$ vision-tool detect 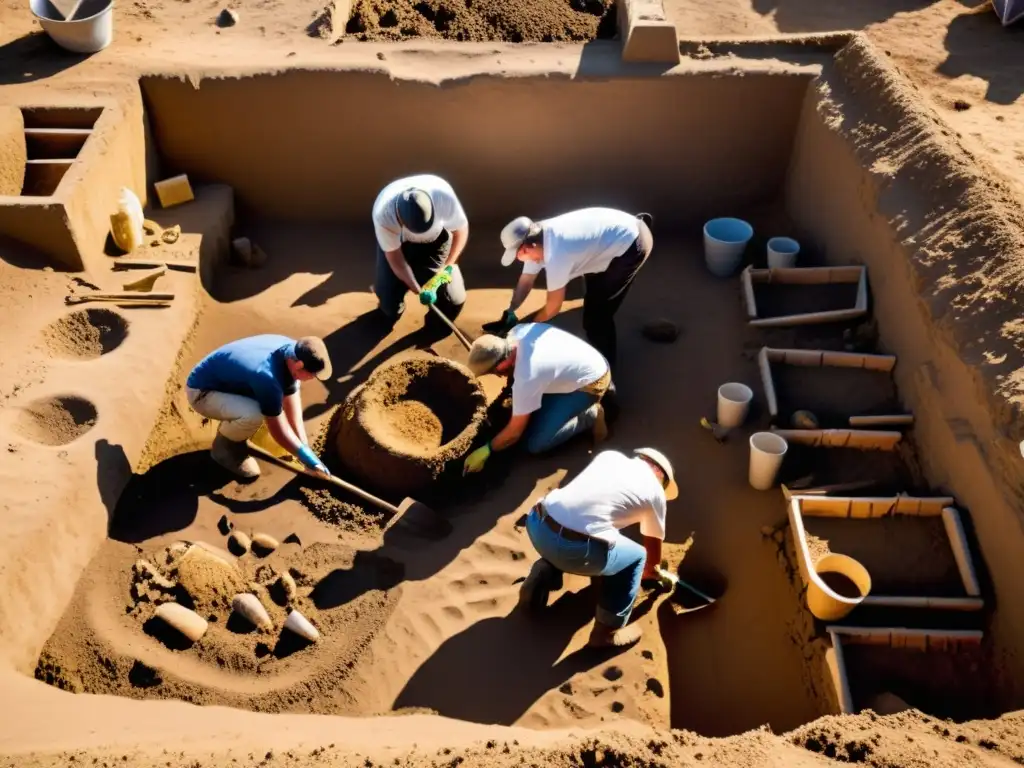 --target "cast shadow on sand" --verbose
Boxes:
[939,7,1024,105]
[749,0,944,32]
[392,586,660,725]
[0,32,91,87]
